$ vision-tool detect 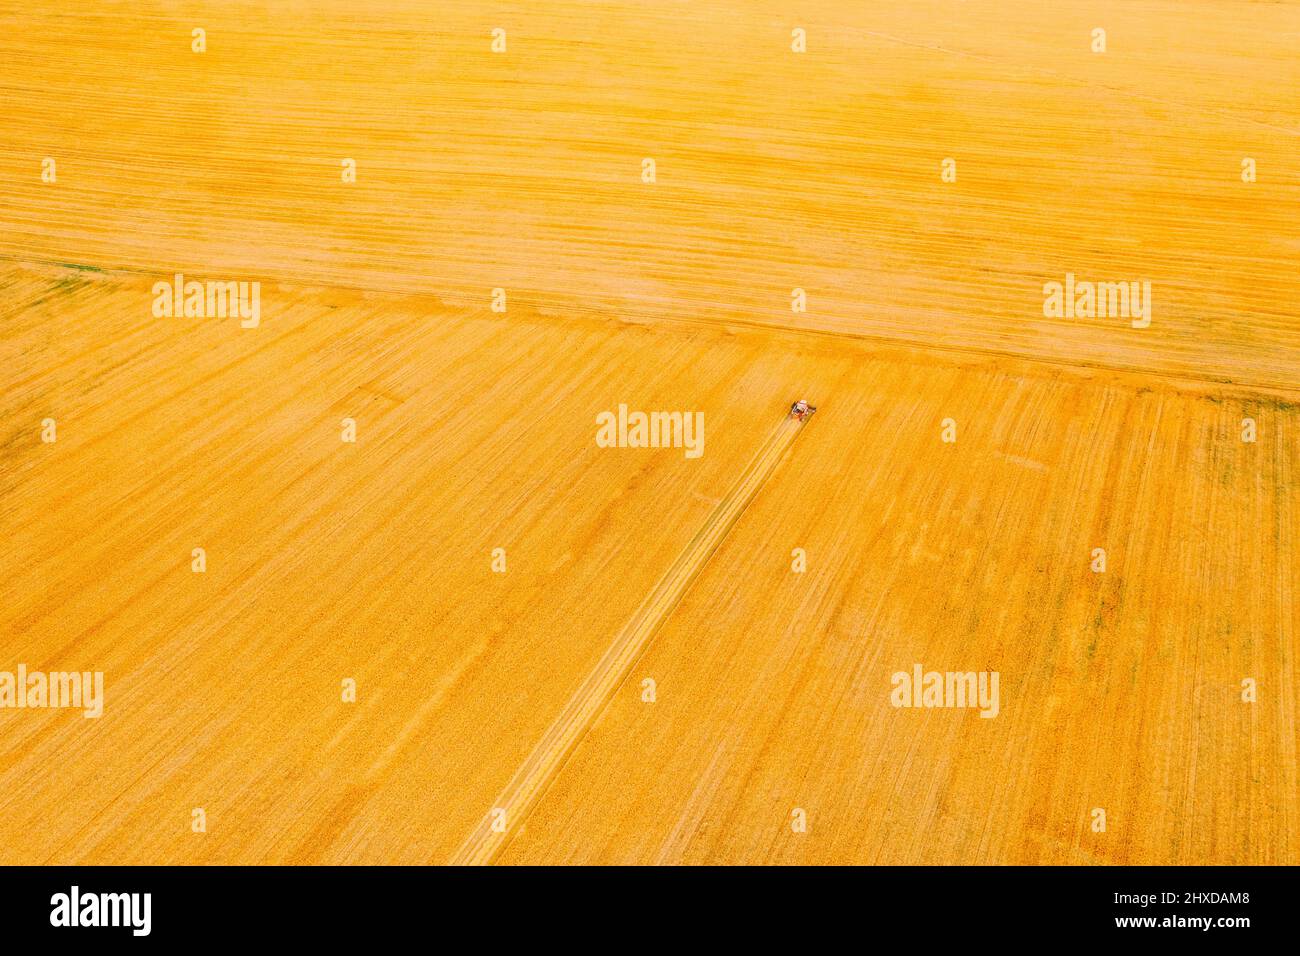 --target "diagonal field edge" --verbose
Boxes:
[450,411,812,865]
